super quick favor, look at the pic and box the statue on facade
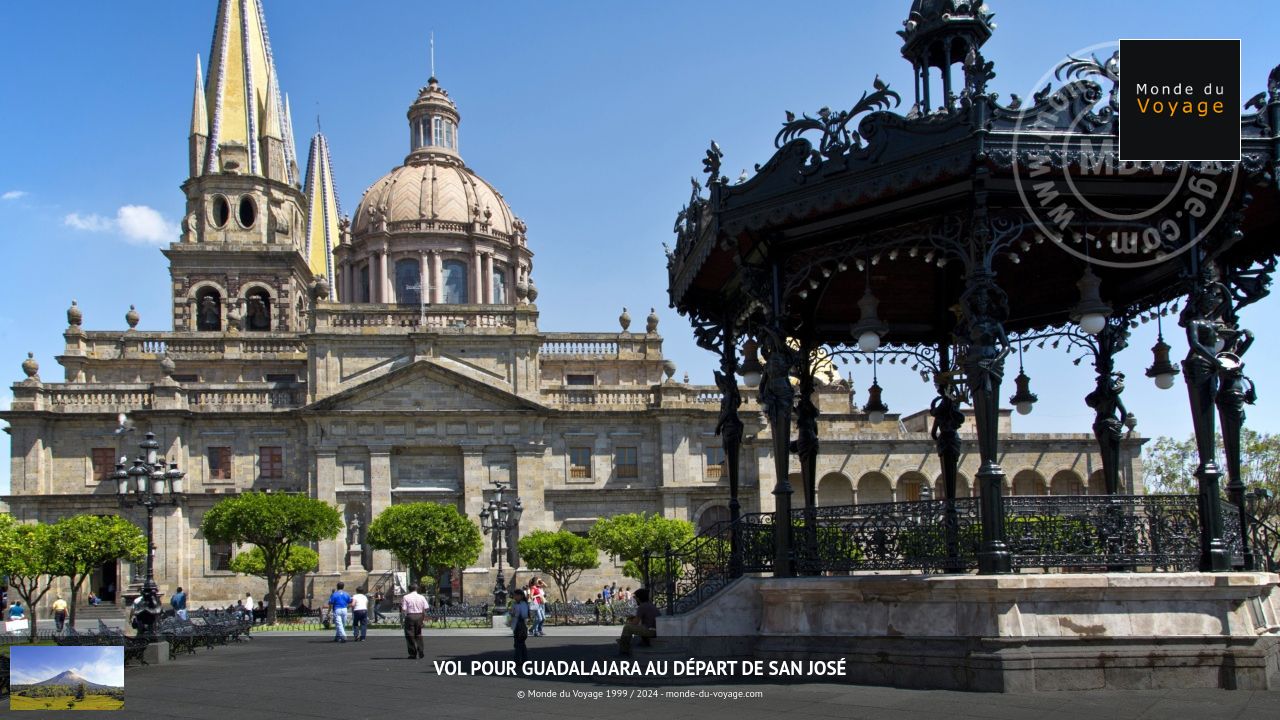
[347,515,362,551]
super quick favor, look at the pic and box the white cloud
[1,190,27,200]
[74,648,125,687]
[64,205,178,245]
[64,212,114,232]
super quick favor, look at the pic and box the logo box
[1119,39,1240,162]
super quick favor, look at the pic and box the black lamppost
[478,480,522,607]
[109,431,184,637]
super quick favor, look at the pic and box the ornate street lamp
[850,267,889,352]
[1070,267,1112,335]
[1007,344,1038,415]
[478,480,522,607]
[1145,314,1180,390]
[863,353,889,423]
[109,431,184,637]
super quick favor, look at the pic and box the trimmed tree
[588,512,694,584]
[517,530,599,603]
[200,492,343,624]
[0,517,61,642]
[367,503,483,595]
[228,545,319,613]
[51,515,147,628]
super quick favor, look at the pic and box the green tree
[228,545,319,613]
[0,517,60,642]
[517,530,599,603]
[76,682,86,701]
[367,503,483,593]
[50,514,147,628]
[200,492,342,623]
[588,512,694,584]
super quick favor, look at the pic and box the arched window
[395,258,421,305]
[244,288,271,332]
[432,116,443,148]
[358,263,371,303]
[195,287,222,331]
[697,506,731,534]
[492,265,507,304]
[442,259,468,304]
[898,471,929,502]
[444,119,456,150]
[817,473,853,506]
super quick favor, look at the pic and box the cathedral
[1,0,1144,607]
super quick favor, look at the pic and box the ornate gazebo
[659,2,1280,690]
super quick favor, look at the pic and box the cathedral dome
[335,76,533,306]
[350,77,524,244]
[352,158,520,240]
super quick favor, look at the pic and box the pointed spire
[191,55,208,138]
[282,93,299,187]
[201,0,290,180]
[304,132,342,298]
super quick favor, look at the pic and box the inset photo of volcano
[8,646,124,711]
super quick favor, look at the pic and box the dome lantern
[407,76,461,162]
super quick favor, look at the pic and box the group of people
[326,582,373,643]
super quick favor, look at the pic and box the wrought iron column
[793,338,820,574]
[1217,315,1257,570]
[1180,259,1231,572]
[713,324,745,578]
[962,269,1012,574]
[930,344,965,572]
[760,264,795,577]
[1087,318,1130,495]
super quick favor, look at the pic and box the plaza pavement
[45,629,1276,720]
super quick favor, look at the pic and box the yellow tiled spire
[304,132,341,298]
[201,0,297,184]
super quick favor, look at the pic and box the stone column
[315,448,344,574]
[482,253,494,304]
[369,448,393,571]
[419,251,429,305]
[461,446,490,602]
[431,252,443,304]
[379,248,390,303]
[473,251,483,304]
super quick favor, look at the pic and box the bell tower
[166,0,311,333]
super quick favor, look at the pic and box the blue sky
[9,645,125,688]
[2,1,1279,495]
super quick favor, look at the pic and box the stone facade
[0,1,1144,611]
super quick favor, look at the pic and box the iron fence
[656,493,1254,614]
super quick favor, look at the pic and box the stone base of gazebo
[657,572,1280,691]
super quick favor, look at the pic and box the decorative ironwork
[656,513,776,615]
[774,76,902,158]
[792,499,982,574]
[1005,495,1200,571]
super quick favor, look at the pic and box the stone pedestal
[142,641,170,666]
[346,548,364,570]
[660,572,1280,691]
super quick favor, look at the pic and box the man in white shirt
[351,587,370,642]
[241,593,254,622]
[400,584,429,659]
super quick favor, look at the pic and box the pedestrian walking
[372,591,386,623]
[508,589,530,670]
[329,582,352,643]
[52,596,68,632]
[401,583,428,659]
[351,586,369,641]
[241,593,254,622]
[527,578,546,637]
[170,587,188,621]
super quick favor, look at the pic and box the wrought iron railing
[655,512,776,615]
[1245,512,1280,572]
[792,498,982,573]
[655,494,1252,615]
[1005,495,1201,571]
